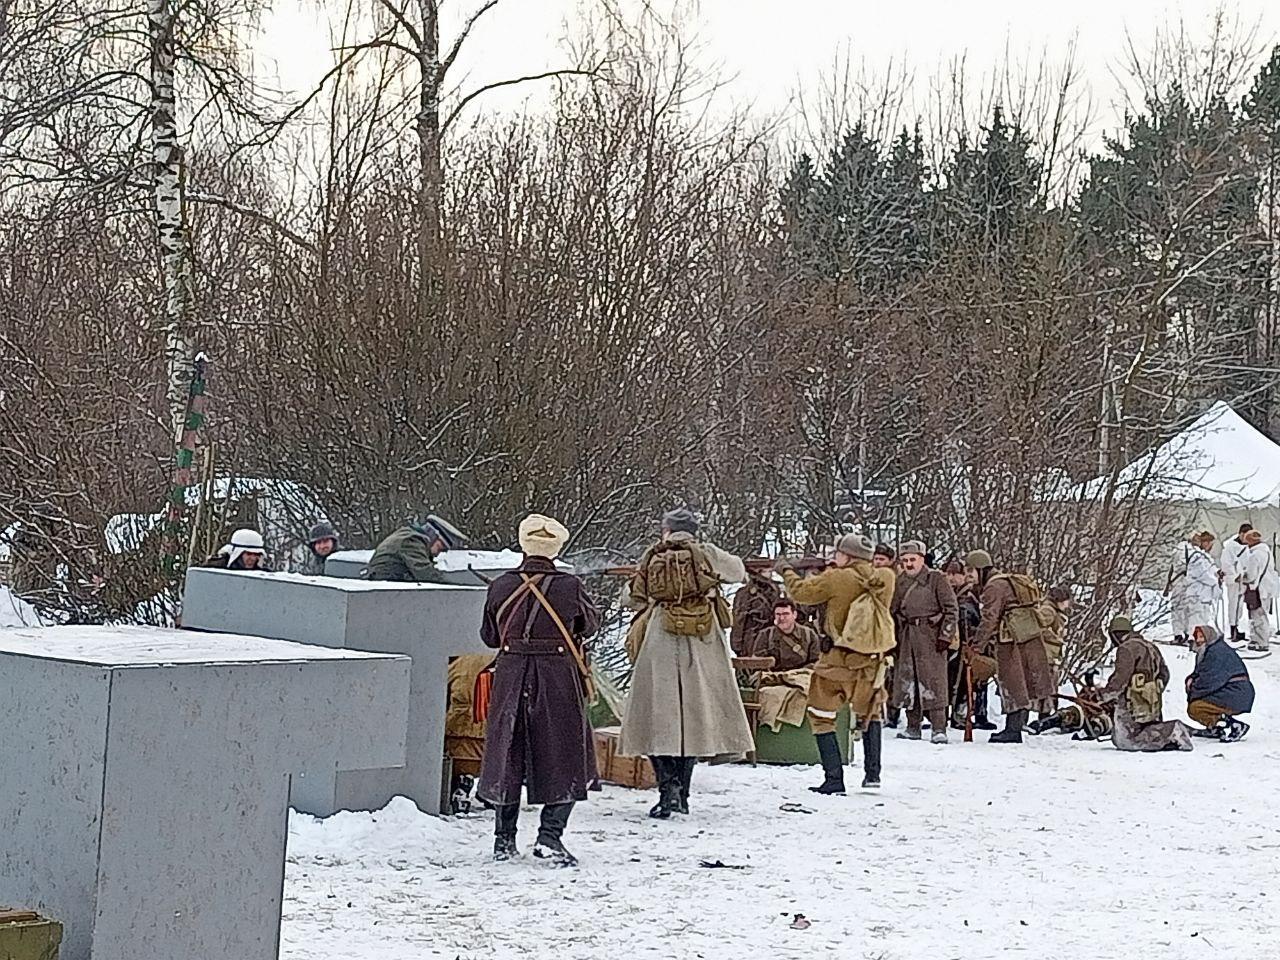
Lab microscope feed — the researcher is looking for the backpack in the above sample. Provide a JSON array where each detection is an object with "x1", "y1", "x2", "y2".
[
  {"x1": 643, "y1": 540, "x2": 721, "y2": 603},
  {"x1": 992, "y1": 573, "x2": 1045, "y2": 643},
  {"x1": 640, "y1": 539, "x2": 726, "y2": 637}
]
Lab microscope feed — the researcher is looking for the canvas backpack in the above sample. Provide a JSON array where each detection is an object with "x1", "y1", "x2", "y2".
[
  {"x1": 992, "y1": 573, "x2": 1046, "y2": 643},
  {"x1": 641, "y1": 540, "x2": 726, "y2": 637}
]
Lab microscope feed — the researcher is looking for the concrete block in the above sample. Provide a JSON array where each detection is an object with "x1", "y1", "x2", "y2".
[
  {"x1": 0, "y1": 625, "x2": 409, "y2": 960},
  {"x1": 181, "y1": 568, "x2": 488, "y2": 815}
]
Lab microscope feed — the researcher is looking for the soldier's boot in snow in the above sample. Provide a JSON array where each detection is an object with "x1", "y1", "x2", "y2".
[
  {"x1": 884, "y1": 707, "x2": 901, "y2": 729},
  {"x1": 1027, "y1": 714, "x2": 1063, "y2": 735},
  {"x1": 532, "y1": 803, "x2": 577, "y2": 866},
  {"x1": 493, "y1": 804, "x2": 520, "y2": 861},
  {"x1": 1231, "y1": 626, "x2": 1245, "y2": 643},
  {"x1": 1221, "y1": 718, "x2": 1251, "y2": 743},
  {"x1": 861, "y1": 722, "x2": 882, "y2": 789},
  {"x1": 1247, "y1": 638, "x2": 1271, "y2": 652},
  {"x1": 899, "y1": 705, "x2": 923, "y2": 739},
  {"x1": 972, "y1": 686, "x2": 998, "y2": 729},
  {"x1": 647, "y1": 757, "x2": 682, "y2": 819},
  {"x1": 1191, "y1": 720, "x2": 1226, "y2": 739},
  {"x1": 989, "y1": 709, "x2": 1027, "y2": 744},
  {"x1": 809, "y1": 732, "x2": 846, "y2": 795},
  {"x1": 929, "y1": 710, "x2": 948, "y2": 744},
  {"x1": 676, "y1": 757, "x2": 695, "y2": 814}
]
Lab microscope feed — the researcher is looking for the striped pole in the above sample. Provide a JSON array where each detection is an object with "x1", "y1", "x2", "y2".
[{"x1": 160, "y1": 352, "x2": 209, "y2": 581}]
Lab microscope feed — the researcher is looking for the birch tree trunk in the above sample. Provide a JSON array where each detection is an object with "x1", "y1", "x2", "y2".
[
  {"x1": 416, "y1": 0, "x2": 444, "y2": 321},
  {"x1": 149, "y1": 0, "x2": 196, "y2": 441}
]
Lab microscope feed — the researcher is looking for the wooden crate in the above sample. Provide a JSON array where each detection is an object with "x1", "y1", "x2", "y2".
[
  {"x1": 592, "y1": 726, "x2": 657, "y2": 789},
  {"x1": 0, "y1": 909, "x2": 62, "y2": 960}
]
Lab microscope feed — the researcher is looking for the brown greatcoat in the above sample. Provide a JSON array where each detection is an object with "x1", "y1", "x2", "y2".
[
  {"x1": 972, "y1": 572, "x2": 1054, "y2": 713},
  {"x1": 730, "y1": 573, "x2": 780, "y2": 656},
  {"x1": 891, "y1": 568, "x2": 958, "y2": 712},
  {"x1": 1101, "y1": 634, "x2": 1192, "y2": 752},
  {"x1": 749, "y1": 624, "x2": 823, "y2": 671},
  {"x1": 476, "y1": 556, "x2": 601, "y2": 806}
]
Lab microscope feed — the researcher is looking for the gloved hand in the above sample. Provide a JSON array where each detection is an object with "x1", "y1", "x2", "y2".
[
  {"x1": 934, "y1": 634, "x2": 951, "y2": 653},
  {"x1": 819, "y1": 636, "x2": 834, "y2": 655},
  {"x1": 773, "y1": 556, "x2": 794, "y2": 575}
]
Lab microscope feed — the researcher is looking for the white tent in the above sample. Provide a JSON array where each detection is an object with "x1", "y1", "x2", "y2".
[
  {"x1": 1074, "y1": 401, "x2": 1280, "y2": 593},
  {"x1": 1078, "y1": 401, "x2": 1280, "y2": 507}
]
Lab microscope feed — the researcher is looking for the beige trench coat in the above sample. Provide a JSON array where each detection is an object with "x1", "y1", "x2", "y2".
[{"x1": 619, "y1": 534, "x2": 755, "y2": 759}]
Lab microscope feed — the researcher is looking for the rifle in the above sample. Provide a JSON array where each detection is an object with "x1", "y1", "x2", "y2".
[
  {"x1": 595, "y1": 555, "x2": 832, "y2": 577},
  {"x1": 964, "y1": 662, "x2": 974, "y2": 743}
]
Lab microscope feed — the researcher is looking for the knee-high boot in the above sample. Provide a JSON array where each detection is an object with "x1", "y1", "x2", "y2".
[
  {"x1": 809, "y1": 732, "x2": 846, "y2": 795},
  {"x1": 862, "y1": 722, "x2": 882, "y2": 788}
]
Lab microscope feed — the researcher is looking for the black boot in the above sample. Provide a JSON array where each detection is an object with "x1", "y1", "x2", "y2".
[
  {"x1": 676, "y1": 757, "x2": 694, "y2": 814},
  {"x1": 493, "y1": 804, "x2": 520, "y2": 861},
  {"x1": 533, "y1": 802, "x2": 577, "y2": 867},
  {"x1": 972, "y1": 685, "x2": 997, "y2": 730},
  {"x1": 809, "y1": 732, "x2": 846, "y2": 795},
  {"x1": 1026, "y1": 714, "x2": 1062, "y2": 736},
  {"x1": 989, "y1": 709, "x2": 1027, "y2": 744},
  {"x1": 862, "y1": 721, "x2": 882, "y2": 789},
  {"x1": 648, "y1": 756, "x2": 680, "y2": 819},
  {"x1": 884, "y1": 707, "x2": 901, "y2": 729}
]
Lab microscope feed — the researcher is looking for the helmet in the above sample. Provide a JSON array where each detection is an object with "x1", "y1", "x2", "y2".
[
  {"x1": 1107, "y1": 615, "x2": 1133, "y2": 635},
  {"x1": 226, "y1": 528, "x2": 265, "y2": 568},
  {"x1": 307, "y1": 521, "x2": 339, "y2": 545},
  {"x1": 965, "y1": 549, "x2": 993, "y2": 570}
]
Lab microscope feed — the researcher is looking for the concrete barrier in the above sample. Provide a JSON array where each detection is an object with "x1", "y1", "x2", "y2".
[
  {"x1": 0, "y1": 625, "x2": 409, "y2": 960},
  {"x1": 181, "y1": 568, "x2": 488, "y2": 814}
]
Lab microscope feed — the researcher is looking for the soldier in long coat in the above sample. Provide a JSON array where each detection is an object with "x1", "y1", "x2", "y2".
[
  {"x1": 968, "y1": 550, "x2": 1055, "y2": 744},
  {"x1": 620, "y1": 509, "x2": 754, "y2": 820},
  {"x1": 890, "y1": 540, "x2": 958, "y2": 743},
  {"x1": 477, "y1": 515, "x2": 600, "y2": 866}
]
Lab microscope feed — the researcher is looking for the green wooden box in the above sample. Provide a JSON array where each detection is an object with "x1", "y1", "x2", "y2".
[
  {"x1": 0, "y1": 912, "x2": 62, "y2": 960},
  {"x1": 753, "y1": 706, "x2": 851, "y2": 764}
]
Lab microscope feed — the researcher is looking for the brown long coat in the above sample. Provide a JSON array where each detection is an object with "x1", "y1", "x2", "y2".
[
  {"x1": 750, "y1": 624, "x2": 822, "y2": 671},
  {"x1": 476, "y1": 556, "x2": 601, "y2": 806},
  {"x1": 973, "y1": 572, "x2": 1054, "y2": 713},
  {"x1": 891, "y1": 568, "x2": 958, "y2": 712}
]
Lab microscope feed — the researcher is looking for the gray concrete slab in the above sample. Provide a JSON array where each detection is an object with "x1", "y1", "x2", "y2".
[
  {"x1": 181, "y1": 568, "x2": 489, "y2": 815},
  {"x1": 0, "y1": 625, "x2": 409, "y2": 960}
]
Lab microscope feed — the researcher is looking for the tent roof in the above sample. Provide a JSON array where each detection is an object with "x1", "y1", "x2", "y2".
[{"x1": 1077, "y1": 401, "x2": 1280, "y2": 506}]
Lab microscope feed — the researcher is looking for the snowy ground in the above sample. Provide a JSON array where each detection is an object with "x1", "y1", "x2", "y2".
[{"x1": 283, "y1": 644, "x2": 1280, "y2": 960}]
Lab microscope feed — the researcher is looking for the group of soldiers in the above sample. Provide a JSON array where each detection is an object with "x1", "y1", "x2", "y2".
[
  {"x1": 1169, "y1": 523, "x2": 1277, "y2": 652},
  {"x1": 202, "y1": 510, "x2": 1262, "y2": 868}
]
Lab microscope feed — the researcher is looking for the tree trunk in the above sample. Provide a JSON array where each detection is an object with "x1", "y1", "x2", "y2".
[
  {"x1": 416, "y1": 0, "x2": 443, "y2": 323},
  {"x1": 149, "y1": 0, "x2": 195, "y2": 441}
]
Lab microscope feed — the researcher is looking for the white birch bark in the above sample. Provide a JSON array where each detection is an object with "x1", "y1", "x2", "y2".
[{"x1": 149, "y1": 0, "x2": 195, "y2": 441}]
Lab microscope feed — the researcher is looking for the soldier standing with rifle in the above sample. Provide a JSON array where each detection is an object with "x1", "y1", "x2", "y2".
[
  {"x1": 620, "y1": 509, "x2": 754, "y2": 820},
  {"x1": 779, "y1": 533, "x2": 895, "y2": 793},
  {"x1": 967, "y1": 549, "x2": 1055, "y2": 744}
]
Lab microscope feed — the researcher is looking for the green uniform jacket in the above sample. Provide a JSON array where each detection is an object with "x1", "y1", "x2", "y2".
[{"x1": 365, "y1": 526, "x2": 445, "y2": 582}]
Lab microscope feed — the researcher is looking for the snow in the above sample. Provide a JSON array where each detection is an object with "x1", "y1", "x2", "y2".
[
  {"x1": 282, "y1": 646, "x2": 1280, "y2": 960},
  {"x1": 329, "y1": 548, "x2": 571, "y2": 573},
  {"x1": 1074, "y1": 401, "x2": 1280, "y2": 506},
  {"x1": 0, "y1": 624, "x2": 395, "y2": 665},
  {"x1": 0, "y1": 585, "x2": 45, "y2": 628}
]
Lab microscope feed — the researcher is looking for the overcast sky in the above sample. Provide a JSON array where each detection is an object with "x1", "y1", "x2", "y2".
[{"x1": 253, "y1": 0, "x2": 1280, "y2": 145}]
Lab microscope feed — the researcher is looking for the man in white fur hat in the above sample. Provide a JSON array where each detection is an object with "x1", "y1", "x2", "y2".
[{"x1": 476, "y1": 514, "x2": 600, "y2": 866}]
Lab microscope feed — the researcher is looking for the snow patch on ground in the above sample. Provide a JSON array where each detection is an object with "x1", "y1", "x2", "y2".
[
  {"x1": 0, "y1": 585, "x2": 46, "y2": 628},
  {"x1": 282, "y1": 646, "x2": 1280, "y2": 960}
]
